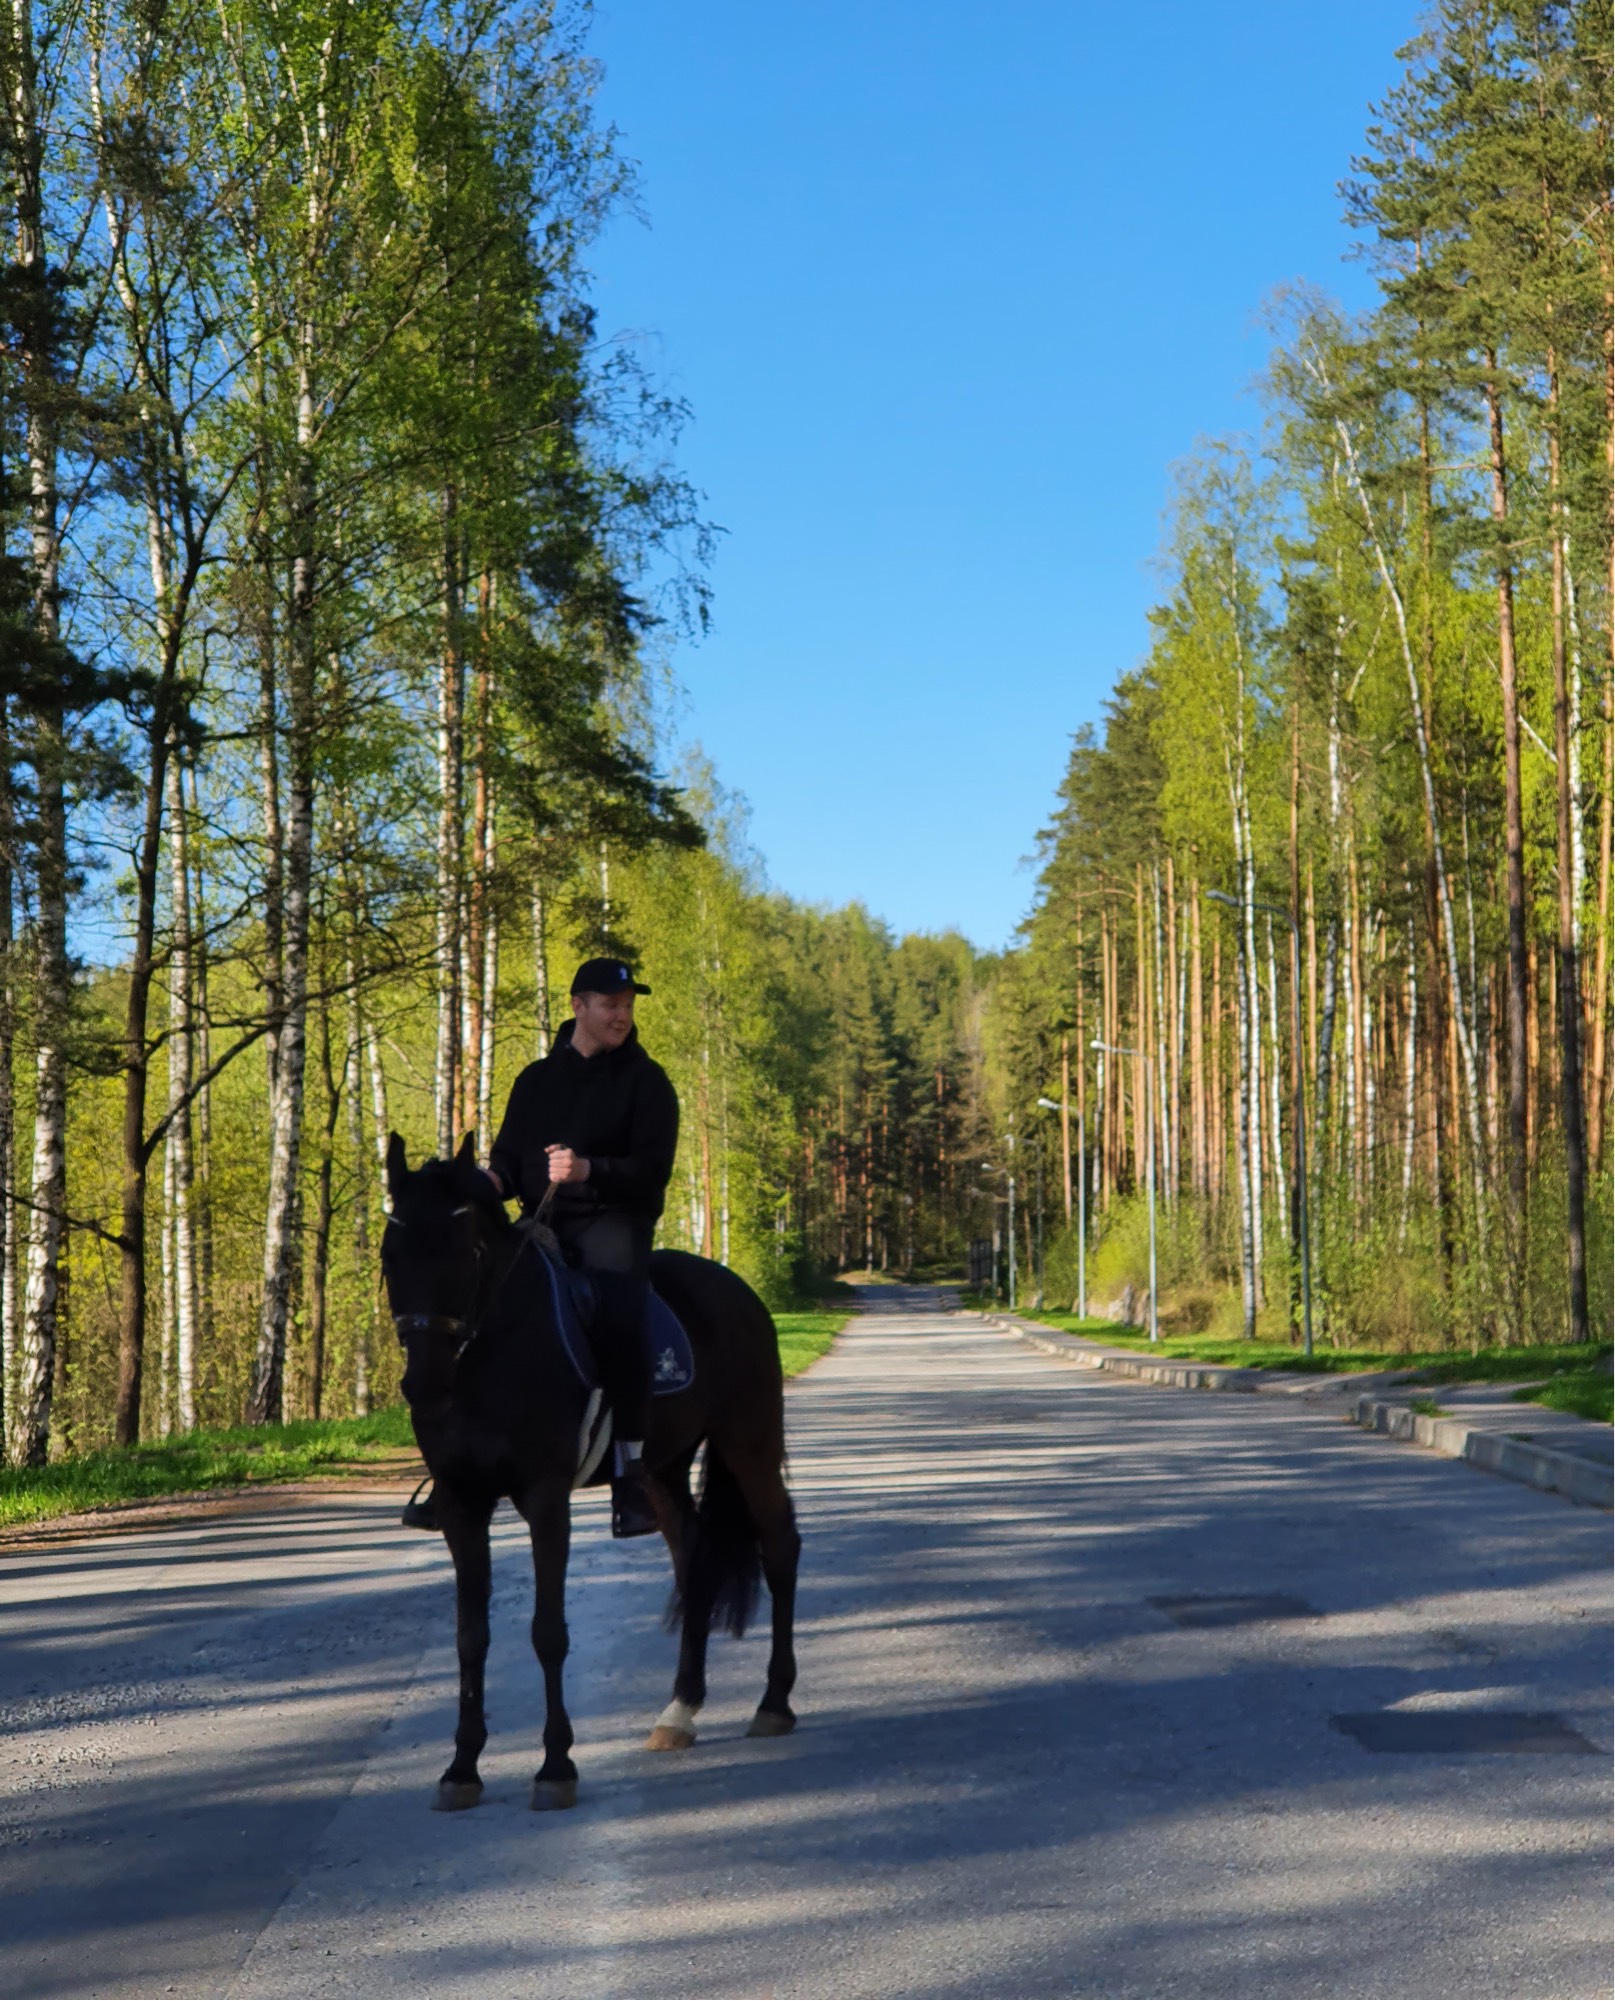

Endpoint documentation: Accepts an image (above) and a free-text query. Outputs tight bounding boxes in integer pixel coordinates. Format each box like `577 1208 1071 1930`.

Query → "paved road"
2 1290 1609 1999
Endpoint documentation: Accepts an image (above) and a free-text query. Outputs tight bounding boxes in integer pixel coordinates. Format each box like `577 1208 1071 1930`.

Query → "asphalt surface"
1 1288 1610 2000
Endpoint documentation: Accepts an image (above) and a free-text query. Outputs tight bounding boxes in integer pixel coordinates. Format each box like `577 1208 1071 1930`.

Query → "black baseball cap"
571 957 651 997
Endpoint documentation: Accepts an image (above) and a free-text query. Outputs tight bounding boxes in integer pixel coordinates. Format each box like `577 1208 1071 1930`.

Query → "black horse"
381 1134 801 1811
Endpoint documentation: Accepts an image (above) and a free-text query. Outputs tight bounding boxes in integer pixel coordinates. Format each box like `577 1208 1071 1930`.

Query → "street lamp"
1038 1094 1087 1318
1005 1125 1017 1310
1206 888 1313 1358
1090 1038 1156 1342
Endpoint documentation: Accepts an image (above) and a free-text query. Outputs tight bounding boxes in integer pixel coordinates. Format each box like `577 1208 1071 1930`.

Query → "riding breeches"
553 1210 652 1441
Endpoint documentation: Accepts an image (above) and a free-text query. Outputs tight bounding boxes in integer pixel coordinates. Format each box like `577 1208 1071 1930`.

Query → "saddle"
525 1236 695 1490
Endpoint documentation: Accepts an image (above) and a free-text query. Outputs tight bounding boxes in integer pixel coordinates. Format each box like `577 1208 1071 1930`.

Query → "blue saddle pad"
536 1248 694 1398
646 1289 696 1395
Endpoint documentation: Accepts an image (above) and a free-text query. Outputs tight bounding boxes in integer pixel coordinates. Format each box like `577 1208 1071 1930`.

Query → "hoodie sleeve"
489 1068 535 1205
587 1060 680 1208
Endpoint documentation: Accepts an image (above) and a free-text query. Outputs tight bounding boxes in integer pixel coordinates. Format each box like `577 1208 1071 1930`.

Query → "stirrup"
610 1466 658 1539
401 1476 439 1531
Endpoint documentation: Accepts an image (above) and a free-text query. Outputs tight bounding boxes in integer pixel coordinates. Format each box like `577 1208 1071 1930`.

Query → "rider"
401 955 678 1537
490 956 678 1537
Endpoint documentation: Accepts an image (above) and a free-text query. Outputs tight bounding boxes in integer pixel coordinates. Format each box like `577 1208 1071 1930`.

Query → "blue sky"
585 0 1422 951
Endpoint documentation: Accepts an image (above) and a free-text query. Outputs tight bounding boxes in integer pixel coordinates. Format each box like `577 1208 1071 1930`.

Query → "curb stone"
1351 1393 1612 1509
980 1310 1613 1512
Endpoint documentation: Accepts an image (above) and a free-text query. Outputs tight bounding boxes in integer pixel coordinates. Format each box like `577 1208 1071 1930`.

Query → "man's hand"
545 1145 590 1185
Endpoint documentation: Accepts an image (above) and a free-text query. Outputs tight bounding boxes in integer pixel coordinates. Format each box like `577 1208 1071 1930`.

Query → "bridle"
386 1183 558 1362
392 1310 475 1353
386 1200 488 1360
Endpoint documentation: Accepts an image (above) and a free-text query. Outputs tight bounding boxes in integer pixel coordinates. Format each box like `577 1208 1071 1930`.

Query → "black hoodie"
488 1020 680 1222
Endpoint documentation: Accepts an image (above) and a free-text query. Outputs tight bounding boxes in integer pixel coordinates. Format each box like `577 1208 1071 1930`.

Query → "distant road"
2 1289 1609 1999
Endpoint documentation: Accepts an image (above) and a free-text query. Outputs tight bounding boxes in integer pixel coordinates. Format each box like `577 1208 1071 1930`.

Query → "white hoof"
646 1698 699 1751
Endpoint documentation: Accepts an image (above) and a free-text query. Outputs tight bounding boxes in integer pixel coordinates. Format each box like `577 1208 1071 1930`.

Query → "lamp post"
1006 1125 1017 1310
1206 888 1313 1357
1090 1039 1156 1341
1038 1093 1086 1317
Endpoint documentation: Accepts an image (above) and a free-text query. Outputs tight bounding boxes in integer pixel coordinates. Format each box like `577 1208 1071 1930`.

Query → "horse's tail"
670 1444 763 1639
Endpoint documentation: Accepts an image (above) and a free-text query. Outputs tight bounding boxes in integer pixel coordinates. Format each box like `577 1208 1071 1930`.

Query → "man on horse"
404 955 678 1539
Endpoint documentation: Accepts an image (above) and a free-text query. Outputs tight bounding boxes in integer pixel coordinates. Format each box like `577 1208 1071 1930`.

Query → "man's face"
573 988 635 1050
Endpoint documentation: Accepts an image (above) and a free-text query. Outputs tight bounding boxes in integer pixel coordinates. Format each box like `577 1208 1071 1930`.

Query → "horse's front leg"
516 1477 578 1810
432 1485 495 1811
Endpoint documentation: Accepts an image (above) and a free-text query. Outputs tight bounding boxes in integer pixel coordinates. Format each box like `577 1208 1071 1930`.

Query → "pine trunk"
1547 367 1589 1341
1484 369 1529 1307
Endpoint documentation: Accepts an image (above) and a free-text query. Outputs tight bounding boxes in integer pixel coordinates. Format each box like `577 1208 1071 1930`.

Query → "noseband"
392 1310 474 1354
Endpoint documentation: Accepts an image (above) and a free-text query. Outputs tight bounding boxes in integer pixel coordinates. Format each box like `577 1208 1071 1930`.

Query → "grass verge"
0 1408 417 1532
1512 1369 1614 1425
1008 1311 1613 1422
1 1306 855 1534
776 1307 852 1378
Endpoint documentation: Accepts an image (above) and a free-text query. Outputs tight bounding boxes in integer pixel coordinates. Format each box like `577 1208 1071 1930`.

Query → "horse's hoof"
529 1778 578 1811
747 1708 796 1739
646 1724 696 1752
431 1779 483 1811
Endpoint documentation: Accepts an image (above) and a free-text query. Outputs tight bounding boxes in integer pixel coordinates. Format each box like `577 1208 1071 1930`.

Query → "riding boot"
611 1443 658 1538
402 1476 439 1531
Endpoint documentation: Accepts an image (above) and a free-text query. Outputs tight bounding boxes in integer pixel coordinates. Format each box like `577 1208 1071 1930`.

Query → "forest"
0 0 1608 1469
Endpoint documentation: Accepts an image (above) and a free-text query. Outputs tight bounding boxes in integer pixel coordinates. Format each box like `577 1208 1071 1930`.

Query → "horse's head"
381 1132 508 1405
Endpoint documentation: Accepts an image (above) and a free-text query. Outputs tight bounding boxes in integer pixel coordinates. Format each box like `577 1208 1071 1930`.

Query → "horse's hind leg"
516 1478 578 1809
733 1451 801 1739
649 1440 699 1595
433 1488 496 1811
648 1478 718 1750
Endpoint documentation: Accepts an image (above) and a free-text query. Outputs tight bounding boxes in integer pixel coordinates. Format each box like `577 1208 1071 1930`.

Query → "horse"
380 1133 802 1811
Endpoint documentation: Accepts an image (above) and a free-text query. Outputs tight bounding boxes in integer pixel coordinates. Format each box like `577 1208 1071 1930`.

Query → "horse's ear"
386 1132 409 1200
455 1131 477 1169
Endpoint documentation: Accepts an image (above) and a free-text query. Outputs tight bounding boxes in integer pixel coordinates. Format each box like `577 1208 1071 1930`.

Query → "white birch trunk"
1401 904 1418 1243
532 877 551 1058
1364 912 1380 1200
159 1132 175 1437
435 519 464 1159
1265 914 1286 1238
477 838 497 1159
165 755 197 1431
249 352 318 1425
344 969 372 1417
1566 547 1586 951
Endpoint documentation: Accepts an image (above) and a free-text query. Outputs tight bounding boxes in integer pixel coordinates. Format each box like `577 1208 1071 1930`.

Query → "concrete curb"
1351 1394 1613 1510
981 1311 1612 1511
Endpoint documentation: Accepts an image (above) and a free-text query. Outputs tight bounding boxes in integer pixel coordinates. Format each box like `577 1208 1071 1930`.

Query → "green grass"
1015 1312 1613 1416
0 1407 417 1532
1 1310 855 1535
775 1308 851 1377
1406 1396 1449 1419
1513 1369 1614 1425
